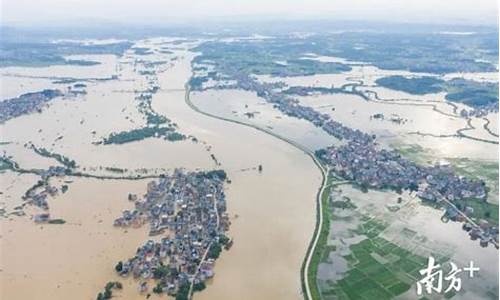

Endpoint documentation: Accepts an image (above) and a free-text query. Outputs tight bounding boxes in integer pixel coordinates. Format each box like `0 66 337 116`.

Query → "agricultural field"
320 218 446 300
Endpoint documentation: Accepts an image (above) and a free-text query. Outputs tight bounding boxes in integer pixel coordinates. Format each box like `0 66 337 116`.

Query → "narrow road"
302 164 328 300
441 197 499 248
188 193 220 298
189 241 213 298
184 84 327 300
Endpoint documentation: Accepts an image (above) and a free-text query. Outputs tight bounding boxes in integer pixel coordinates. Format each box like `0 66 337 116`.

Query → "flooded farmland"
1 32 498 300
1 40 319 300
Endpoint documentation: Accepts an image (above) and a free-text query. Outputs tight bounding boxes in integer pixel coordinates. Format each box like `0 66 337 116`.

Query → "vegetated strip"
303 174 351 300
184 82 327 300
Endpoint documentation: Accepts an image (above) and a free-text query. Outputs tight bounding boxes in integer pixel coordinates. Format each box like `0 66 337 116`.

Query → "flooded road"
1 41 319 300
1 41 497 300
153 49 320 300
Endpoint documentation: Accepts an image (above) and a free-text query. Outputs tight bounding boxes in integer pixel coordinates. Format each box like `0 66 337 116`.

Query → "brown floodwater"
1 40 319 300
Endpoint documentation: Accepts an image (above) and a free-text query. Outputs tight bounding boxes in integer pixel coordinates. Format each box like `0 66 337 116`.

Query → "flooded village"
1 21 498 300
190 58 497 248
0 89 63 123
113 169 231 298
1 37 319 300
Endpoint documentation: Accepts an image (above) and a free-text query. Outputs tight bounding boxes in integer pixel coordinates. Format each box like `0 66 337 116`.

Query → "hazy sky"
1 0 498 26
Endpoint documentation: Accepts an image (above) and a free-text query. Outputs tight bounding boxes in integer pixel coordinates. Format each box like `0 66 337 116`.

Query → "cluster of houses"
221 71 375 144
22 165 68 211
464 220 499 248
318 140 498 245
33 212 51 223
460 101 499 118
113 169 231 296
41 166 68 178
370 113 408 125
317 139 487 203
68 83 88 96
206 70 375 146
23 183 58 210
445 206 499 248
0 80 91 124
196 68 498 248
0 89 63 123
3 149 70 216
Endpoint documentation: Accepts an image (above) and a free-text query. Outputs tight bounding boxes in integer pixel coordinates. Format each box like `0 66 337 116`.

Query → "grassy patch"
325 218 448 300
103 126 185 144
454 198 498 225
306 172 337 300
375 76 498 109
375 76 444 95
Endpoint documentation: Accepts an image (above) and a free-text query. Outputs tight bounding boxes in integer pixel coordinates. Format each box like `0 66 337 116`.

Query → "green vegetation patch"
102 126 185 145
30 145 77 169
193 39 352 79
0 158 14 171
132 47 153 55
0 156 27 174
323 218 448 300
96 281 122 300
305 172 341 300
454 198 499 225
375 76 444 95
331 197 357 210
354 218 388 239
48 218 66 224
319 31 498 74
387 282 412 295
375 75 498 109
1 40 132 68
444 78 499 108
195 32 498 78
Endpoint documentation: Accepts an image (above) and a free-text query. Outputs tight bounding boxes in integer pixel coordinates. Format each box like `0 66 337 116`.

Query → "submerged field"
1 27 498 300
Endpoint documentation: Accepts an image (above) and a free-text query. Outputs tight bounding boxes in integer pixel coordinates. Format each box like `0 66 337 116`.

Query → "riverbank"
185 83 326 300
3 41 318 300
151 47 319 300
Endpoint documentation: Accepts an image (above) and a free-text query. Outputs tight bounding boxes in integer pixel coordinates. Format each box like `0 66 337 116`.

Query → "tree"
409 183 418 192
103 289 112 299
208 242 222 259
105 282 115 291
175 283 190 300
153 283 163 294
115 261 123 273
219 234 230 245
153 265 169 279
193 282 206 292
